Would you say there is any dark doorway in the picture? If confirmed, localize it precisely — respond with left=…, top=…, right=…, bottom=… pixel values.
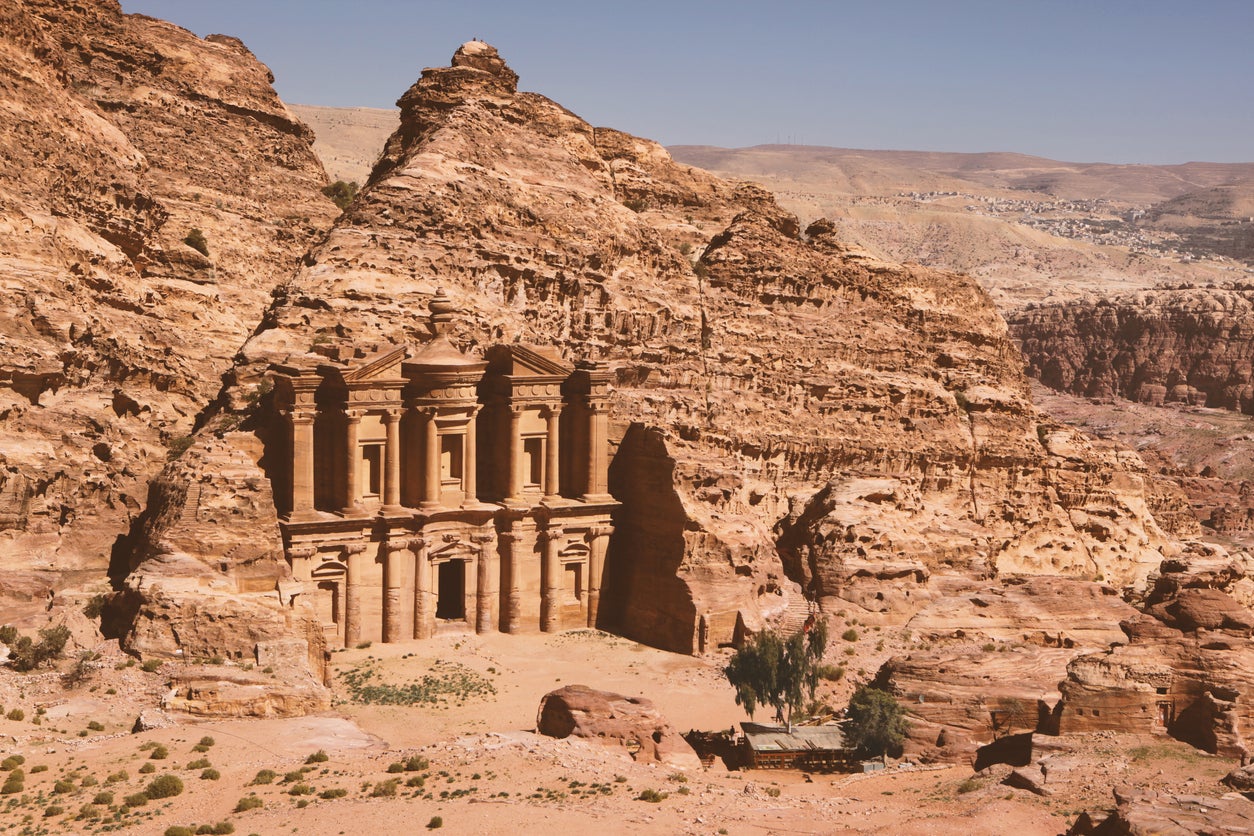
left=436, top=560, right=465, bottom=620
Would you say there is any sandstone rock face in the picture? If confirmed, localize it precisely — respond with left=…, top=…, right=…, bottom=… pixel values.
left=1056, top=551, right=1254, bottom=759
left=0, top=0, right=336, bottom=582
left=1010, top=285, right=1254, bottom=414
left=875, top=576, right=1140, bottom=762
left=183, top=41, right=1187, bottom=658
left=536, top=684, right=700, bottom=768
left=1068, top=788, right=1254, bottom=835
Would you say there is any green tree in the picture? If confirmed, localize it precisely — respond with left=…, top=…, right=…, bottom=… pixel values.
left=724, top=620, right=828, bottom=732
left=843, top=685, right=907, bottom=758
left=7, top=624, right=70, bottom=672
left=321, top=180, right=359, bottom=210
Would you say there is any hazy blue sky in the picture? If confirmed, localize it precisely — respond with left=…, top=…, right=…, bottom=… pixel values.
left=118, top=0, right=1252, bottom=164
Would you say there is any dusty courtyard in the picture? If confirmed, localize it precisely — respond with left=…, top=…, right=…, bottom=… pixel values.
left=1, top=627, right=1240, bottom=835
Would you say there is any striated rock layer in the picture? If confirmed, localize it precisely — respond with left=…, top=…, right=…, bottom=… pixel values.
left=112, top=40, right=1197, bottom=675
left=0, top=0, right=336, bottom=581
left=1010, top=284, right=1254, bottom=414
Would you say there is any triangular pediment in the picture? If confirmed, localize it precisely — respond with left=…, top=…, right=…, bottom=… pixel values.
left=506, top=345, right=573, bottom=377
left=342, top=346, right=408, bottom=382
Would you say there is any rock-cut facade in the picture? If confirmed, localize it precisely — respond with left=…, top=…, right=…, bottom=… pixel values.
left=269, top=291, right=617, bottom=647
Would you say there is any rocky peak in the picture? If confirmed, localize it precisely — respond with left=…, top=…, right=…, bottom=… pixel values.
left=450, top=39, right=517, bottom=84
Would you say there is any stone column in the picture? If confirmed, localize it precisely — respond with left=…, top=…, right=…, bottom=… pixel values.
left=506, top=406, right=524, bottom=503
left=342, top=409, right=365, bottom=515
left=289, top=410, right=317, bottom=519
left=542, top=405, right=562, bottom=501
left=334, top=580, right=347, bottom=646
left=382, top=409, right=402, bottom=512
left=540, top=527, right=563, bottom=633
left=462, top=408, right=479, bottom=506
left=287, top=545, right=316, bottom=582
left=382, top=541, right=407, bottom=643
left=583, top=400, right=610, bottom=500
left=422, top=409, right=441, bottom=510
left=586, top=525, right=614, bottom=628
left=410, top=538, right=432, bottom=639
left=343, top=544, right=367, bottom=647
left=500, top=531, right=522, bottom=633
left=472, top=532, right=498, bottom=634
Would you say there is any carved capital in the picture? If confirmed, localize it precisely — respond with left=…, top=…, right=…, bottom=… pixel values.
left=407, top=537, right=428, bottom=552
left=288, top=546, right=317, bottom=559
left=586, top=525, right=615, bottom=540
left=384, top=540, right=411, bottom=554
left=470, top=532, right=495, bottom=546
left=290, top=410, right=317, bottom=425
left=342, top=543, right=367, bottom=556
left=584, top=398, right=609, bottom=414
left=540, top=404, right=563, bottom=420
left=382, top=408, right=402, bottom=424
left=539, top=527, right=565, bottom=543
left=344, top=408, right=364, bottom=422
left=442, top=532, right=460, bottom=544
left=497, top=531, right=521, bottom=546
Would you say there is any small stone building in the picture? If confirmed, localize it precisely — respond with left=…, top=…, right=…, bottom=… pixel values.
left=269, top=292, right=617, bottom=647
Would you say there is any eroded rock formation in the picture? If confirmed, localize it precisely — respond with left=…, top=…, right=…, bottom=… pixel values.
left=536, top=683, right=700, bottom=768
left=1010, top=284, right=1254, bottom=414
left=0, top=0, right=336, bottom=581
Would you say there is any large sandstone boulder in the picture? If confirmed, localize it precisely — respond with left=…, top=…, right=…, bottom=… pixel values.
left=536, top=684, right=700, bottom=769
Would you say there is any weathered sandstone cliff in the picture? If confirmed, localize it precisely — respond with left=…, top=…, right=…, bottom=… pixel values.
left=0, top=0, right=336, bottom=585
left=113, top=40, right=1195, bottom=680
left=1010, top=284, right=1254, bottom=414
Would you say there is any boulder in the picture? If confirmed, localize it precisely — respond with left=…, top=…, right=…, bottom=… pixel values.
left=536, top=684, right=700, bottom=769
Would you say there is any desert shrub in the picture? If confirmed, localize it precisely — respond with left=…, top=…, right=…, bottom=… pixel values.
left=371, top=778, right=399, bottom=797
left=93, top=791, right=113, bottom=805
left=200, top=768, right=220, bottom=780
left=288, top=783, right=313, bottom=796
left=141, top=658, right=163, bottom=673
left=105, top=770, right=128, bottom=784
left=123, top=792, right=149, bottom=807
left=149, top=745, right=169, bottom=760
left=251, top=768, right=277, bottom=785
left=187, top=758, right=211, bottom=770
left=404, top=755, right=428, bottom=772
left=196, top=823, right=233, bottom=835
left=427, top=816, right=443, bottom=829
left=234, top=795, right=264, bottom=812
left=144, top=774, right=184, bottom=799
left=305, top=749, right=328, bottom=764
left=956, top=776, right=981, bottom=794
left=321, top=180, right=359, bottom=210
left=2, top=772, right=24, bottom=794
left=6, top=708, right=24, bottom=721
left=281, top=770, right=303, bottom=783
left=764, top=785, right=781, bottom=797
left=386, top=762, right=404, bottom=774
left=164, top=828, right=194, bottom=836
left=406, top=775, right=425, bottom=788
left=81, top=774, right=98, bottom=787
left=841, top=628, right=859, bottom=642
left=637, top=788, right=668, bottom=803
left=1, top=755, right=24, bottom=769
left=139, top=763, right=157, bottom=774
left=982, top=643, right=997, bottom=653
left=184, top=229, right=209, bottom=256
left=30, top=763, right=47, bottom=773
left=86, top=720, right=105, bottom=732
left=83, top=594, right=109, bottom=620
left=53, top=779, right=74, bottom=794
left=44, top=804, right=64, bottom=817
left=319, top=788, right=347, bottom=799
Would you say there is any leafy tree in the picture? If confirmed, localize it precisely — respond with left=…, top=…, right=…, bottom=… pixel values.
left=321, top=180, right=359, bottom=210
left=724, top=620, right=828, bottom=732
left=843, top=685, right=907, bottom=758
left=6, top=624, right=70, bottom=672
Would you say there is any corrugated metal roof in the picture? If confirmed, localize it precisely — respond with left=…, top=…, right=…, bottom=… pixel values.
left=741, top=722, right=846, bottom=752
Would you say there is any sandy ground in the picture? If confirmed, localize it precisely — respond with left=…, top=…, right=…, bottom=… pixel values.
left=0, top=628, right=1239, bottom=835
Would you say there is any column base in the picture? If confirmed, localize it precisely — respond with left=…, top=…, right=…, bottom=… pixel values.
left=380, top=505, right=408, bottom=516
left=285, top=509, right=323, bottom=523
left=580, top=493, right=615, bottom=504
left=341, top=505, right=369, bottom=518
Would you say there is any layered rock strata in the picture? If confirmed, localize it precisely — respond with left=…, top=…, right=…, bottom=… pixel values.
left=0, top=0, right=336, bottom=580
left=1010, top=284, right=1254, bottom=414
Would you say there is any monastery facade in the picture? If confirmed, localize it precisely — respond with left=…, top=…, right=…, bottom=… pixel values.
left=270, top=292, right=617, bottom=648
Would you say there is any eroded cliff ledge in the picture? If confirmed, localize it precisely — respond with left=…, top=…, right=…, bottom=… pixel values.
left=1009, top=284, right=1254, bottom=414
